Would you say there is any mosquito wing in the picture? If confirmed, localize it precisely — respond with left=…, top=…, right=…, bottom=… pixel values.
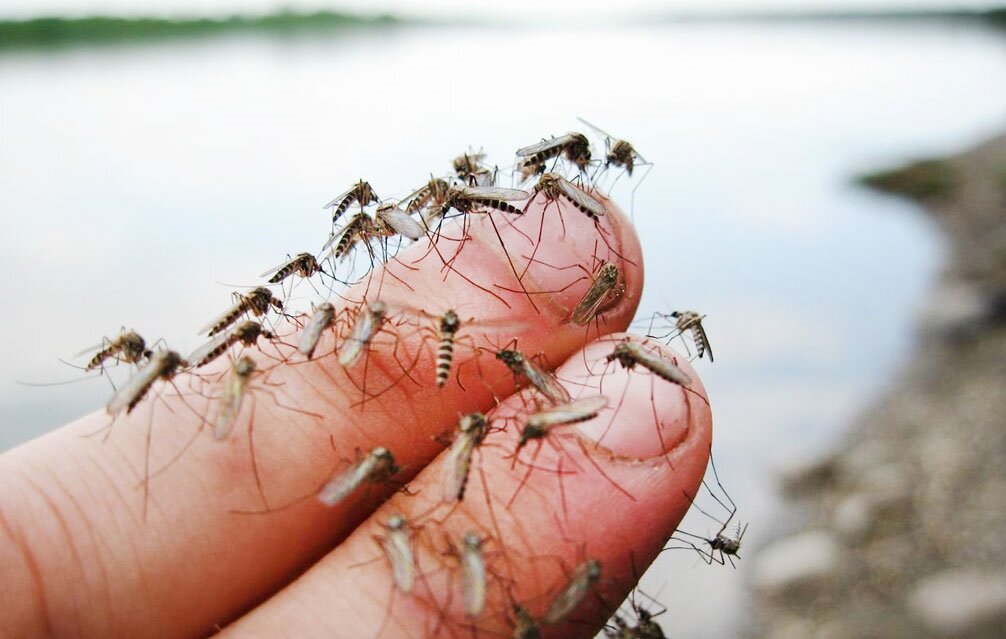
left=443, top=432, right=477, bottom=502
left=575, top=116, right=616, bottom=142
left=318, top=456, right=374, bottom=506
left=299, top=303, right=335, bottom=359
left=528, top=395, right=608, bottom=429
left=385, top=527, right=415, bottom=593
left=631, top=343, right=692, bottom=386
left=258, top=254, right=301, bottom=280
left=458, top=185, right=531, bottom=201
left=321, top=185, right=356, bottom=210
left=106, top=352, right=168, bottom=416
left=338, top=310, right=380, bottom=367
left=521, top=359, right=571, bottom=404
left=213, top=372, right=248, bottom=441
left=376, top=205, right=425, bottom=241
left=187, top=331, right=232, bottom=369
left=556, top=178, right=606, bottom=218
left=197, top=300, right=244, bottom=336
left=516, top=133, right=577, bottom=158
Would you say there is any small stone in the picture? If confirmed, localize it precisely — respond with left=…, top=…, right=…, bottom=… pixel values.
left=907, top=569, right=1006, bottom=637
left=753, top=531, right=842, bottom=595
left=832, top=494, right=873, bottom=541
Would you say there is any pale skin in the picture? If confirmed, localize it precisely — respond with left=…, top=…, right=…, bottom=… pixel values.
left=0, top=194, right=712, bottom=638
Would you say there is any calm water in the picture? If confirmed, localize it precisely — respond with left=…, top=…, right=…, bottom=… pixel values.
left=3, top=20, right=1006, bottom=638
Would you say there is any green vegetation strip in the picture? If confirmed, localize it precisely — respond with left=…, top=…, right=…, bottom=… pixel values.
left=859, top=160, right=959, bottom=202
left=0, top=11, right=400, bottom=48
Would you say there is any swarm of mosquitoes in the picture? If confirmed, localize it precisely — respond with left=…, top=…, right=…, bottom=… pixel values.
left=56, top=118, right=744, bottom=639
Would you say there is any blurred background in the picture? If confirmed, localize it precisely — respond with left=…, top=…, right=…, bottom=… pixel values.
left=2, top=1, right=1005, bottom=637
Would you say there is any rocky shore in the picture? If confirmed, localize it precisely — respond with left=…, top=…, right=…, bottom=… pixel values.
left=750, top=135, right=1006, bottom=638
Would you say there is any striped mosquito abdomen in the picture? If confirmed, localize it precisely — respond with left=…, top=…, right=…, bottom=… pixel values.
left=474, top=198, right=522, bottom=215
left=435, top=310, right=461, bottom=387
left=86, top=330, right=149, bottom=370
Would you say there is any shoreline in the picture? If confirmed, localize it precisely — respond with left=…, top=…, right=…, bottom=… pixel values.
left=750, top=136, right=1006, bottom=637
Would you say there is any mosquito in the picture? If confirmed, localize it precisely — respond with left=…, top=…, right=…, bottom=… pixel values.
left=200, top=287, right=283, bottom=337
left=440, top=184, right=530, bottom=218
left=604, top=339, right=691, bottom=387
left=375, top=201, right=425, bottom=241
left=528, top=173, right=605, bottom=220
left=213, top=355, right=257, bottom=441
left=259, top=252, right=324, bottom=285
left=669, top=311, right=713, bottom=362
left=543, top=559, right=602, bottom=624
left=338, top=300, right=388, bottom=367
left=670, top=452, right=747, bottom=567
left=404, top=176, right=451, bottom=215
left=516, top=132, right=592, bottom=180
left=318, top=446, right=399, bottom=507
left=606, top=597, right=666, bottom=639
left=517, top=395, right=609, bottom=452
left=495, top=347, right=570, bottom=404
left=298, top=302, right=336, bottom=359
left=457, top=531, right=487, bottom=618
left=453, top=151, right=494, bottom=186
left=106, top=349, right=187, bottom=416
left=322, top=179, right=379, bottom=224
left=443, top=412, right=490, bottom=502
left=188, top=320, right=276, bottom=369
left=510, top=604, right=542, bottom=639
left=83, top=329, right=153, bottom=371
left=378, top=514, right=416, bottom=593
left=570, top=262, right=622, bottom=326
left=576, top=118, right=650, bottom=178
left=322, top=211, right=380, bottom=261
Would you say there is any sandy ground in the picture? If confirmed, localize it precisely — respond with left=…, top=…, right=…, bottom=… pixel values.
left=749, top=135, right=1006, bottom=638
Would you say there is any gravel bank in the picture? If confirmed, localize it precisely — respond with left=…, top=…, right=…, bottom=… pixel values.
left=751, top=135, right=1006, bottom=638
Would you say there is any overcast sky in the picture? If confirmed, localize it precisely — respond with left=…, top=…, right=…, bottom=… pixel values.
left=1, top=0, right=1002, bottom=20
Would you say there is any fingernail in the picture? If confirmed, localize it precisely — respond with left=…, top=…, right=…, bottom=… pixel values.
left=571, top=335, right=707, bottom=460
left=465, top=192, right=643, bottom=324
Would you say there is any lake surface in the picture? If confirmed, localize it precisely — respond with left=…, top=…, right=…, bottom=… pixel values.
left=3, top=19, right=1006, bottom=638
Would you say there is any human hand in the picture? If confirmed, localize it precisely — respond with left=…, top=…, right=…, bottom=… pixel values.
left=0, top=193, right=712, bottom=638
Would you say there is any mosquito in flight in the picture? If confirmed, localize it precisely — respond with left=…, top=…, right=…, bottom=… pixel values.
left=322, top=179, right=379, bottom=224
left=516, top=132, right=592, bottom=180
left=200, top=287, right=282, bottom=337
left=188, top=320, right=276, bottom=369
left=570, top=262, right=622, bottom=326
left=604, top=339, right=692, bottom=387
left=338, top=300, right=388, bottom=368
left=83, top=329, right=153, bottom=371
left=528, top=173, right=605, bottom=220
left=318, top=446, right=399, bottom=507
left=106, top=349, right=187, bottom=416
